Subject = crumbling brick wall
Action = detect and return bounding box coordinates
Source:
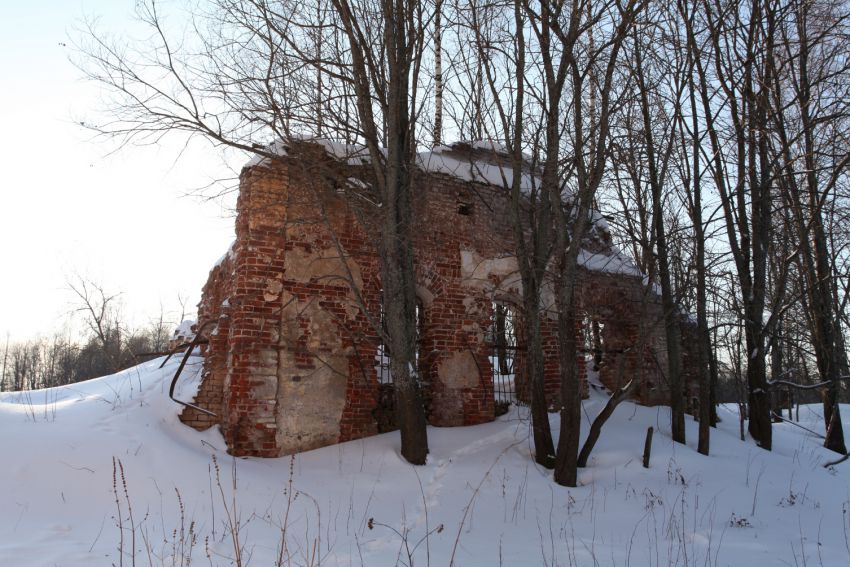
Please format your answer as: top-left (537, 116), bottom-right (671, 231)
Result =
top-left (179, 250), bottom-right (234, 431)
top-left (180, 141), bottom-right (694, 457)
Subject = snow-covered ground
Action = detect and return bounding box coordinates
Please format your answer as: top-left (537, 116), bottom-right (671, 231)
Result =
top-left (1, 357), bottom-right (849, 566)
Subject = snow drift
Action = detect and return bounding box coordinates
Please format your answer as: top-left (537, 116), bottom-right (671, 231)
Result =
top-left (1, 356), bottom-right (849, 566)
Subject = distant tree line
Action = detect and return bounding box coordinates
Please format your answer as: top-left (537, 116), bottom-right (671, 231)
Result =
top-left (1, 279), bottom-right (184, 392)
top-left (0, 328), bottom-right (164, 392)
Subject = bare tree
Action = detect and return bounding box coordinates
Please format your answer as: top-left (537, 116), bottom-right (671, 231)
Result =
top-left (332, 0), bottom-right (431, 464)
top-left (679, 0), bottom-right (779, 449)
top-left (68, 276), bottom-right (124, 374)
top-left (676, 0), bottom-right (716, 453)
top-left (10, 342), bottom-right (37, 391)
top-left (768, 0), bottom-right (850, 453)
top-left (76, 0), bottom-right (433, 464)
top-left (511, 0), bottom-right (646, 487)
top-left (622, 3), bottom-right (689, 445)
top-left (1, 332), bottom-right (9, 392)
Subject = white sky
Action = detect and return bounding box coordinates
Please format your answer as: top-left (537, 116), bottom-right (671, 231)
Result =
top-left (0, 1), bottom-right (240, 341)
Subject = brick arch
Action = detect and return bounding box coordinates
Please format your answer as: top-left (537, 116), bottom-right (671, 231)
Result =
top-left (576, 270), bottom-right (669, 403)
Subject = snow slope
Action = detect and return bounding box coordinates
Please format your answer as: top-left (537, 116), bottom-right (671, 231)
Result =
top-left (1, 358), bottom-right (849, 566)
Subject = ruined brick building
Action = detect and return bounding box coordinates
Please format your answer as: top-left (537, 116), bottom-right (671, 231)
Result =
top-left (180, 140), bottom-right (697, 457)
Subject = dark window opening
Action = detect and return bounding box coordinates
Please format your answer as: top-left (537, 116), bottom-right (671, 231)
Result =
top-left (489, 302), bottom-right (518, 404)
top-left (376, 299), bottom-right (424, 384)
top-left (582, 313), bottom-right (605, 372)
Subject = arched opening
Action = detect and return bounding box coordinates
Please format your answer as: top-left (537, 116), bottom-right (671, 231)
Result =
top-left (489, 301), bottom-right (520, 406)
top-left (375, 298), bottom-right (425, 384)
top-left (373, 298), bottom-right (426, 433)
top-left (582, 312), bottom-right (606, 389)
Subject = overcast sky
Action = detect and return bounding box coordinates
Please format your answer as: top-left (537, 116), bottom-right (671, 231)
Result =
top-left (0, 1), bottom-right (241, 341)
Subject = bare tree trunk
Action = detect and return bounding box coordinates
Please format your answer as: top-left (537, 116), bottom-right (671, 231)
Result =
top-left (767, 0), bottom-right (847, 455)
top-left (685, 24), bottom-right (713, 451)
top-left (578, 380), bottom-right (637, 467)
top-left (631, 31), bottom-right (685, 444)
top-left (549, 0), bottom-right (644, 488)
top-left (554, 275), bottom-right (582, 486)
top-left (1, 332), bottom-right (8, 392)
top-left (470, 0), bottom-right (556, 469)
top-left (693, 0), bottom-right (773, 449)
top-left (334, 0), bottom-right (429, 464)
top-left (678, 9), bottom-right (712, 451)
top-left (525, 293), bottom-right (556, 469)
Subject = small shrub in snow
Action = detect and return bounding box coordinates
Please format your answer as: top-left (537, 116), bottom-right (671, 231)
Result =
top-left (643, 489), bottom-right (663, 510)
top-left (729, 514), bottom-right (752, 528)
top-left (666, 459), bottom-right (687, 486)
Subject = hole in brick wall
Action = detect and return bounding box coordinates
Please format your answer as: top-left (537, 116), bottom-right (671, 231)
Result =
top-left (582, 313), bottom-right (605, 370)
top-left (489, 302), bottom-right (518, 404)
top-left (376, 298), bottom-right (424, 384)
top-left (457, 202), bottom-right (473, 216)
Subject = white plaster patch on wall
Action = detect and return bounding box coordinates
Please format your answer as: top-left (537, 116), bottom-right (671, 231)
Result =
top-left (284, 246), bottom-right (364, 290)
top-left (459, 249), bottom-right (523, 294)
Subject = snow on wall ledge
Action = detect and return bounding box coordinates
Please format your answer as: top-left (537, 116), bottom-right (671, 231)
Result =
top-left (247, 137), bottom-right (547, 195)
top-left (243, 138), bottom-right (635, 275)
top-left (181, 139), bottom-right (694, 457)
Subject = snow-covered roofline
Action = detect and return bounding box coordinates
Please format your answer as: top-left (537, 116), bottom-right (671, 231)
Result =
top-left (244, 137), bottom-right (536, 187)
top-left (241, 137), bottom-right (653, 285)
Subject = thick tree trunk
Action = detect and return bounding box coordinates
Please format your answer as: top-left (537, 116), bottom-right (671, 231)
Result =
top-left (524, 294), bottom-right (556, 469)
top-left (492, 0), bottom-right (556, 471)
top-left (381, 215), bottom-right (428, 463)
top-left (633, 36), bottom-right (684, 444)
top-left (379, 146), bottom-right (429, 464)
top-left (553, 276), bottom-right (581, 486)
top-left (380, 239), bottom-right (428, 464)
top-left (745, 310), bottom-right (772, 449)
top-left (686, 58), bottom-right (712, 454)
top-left (359, 0), bottom-right (429, 465)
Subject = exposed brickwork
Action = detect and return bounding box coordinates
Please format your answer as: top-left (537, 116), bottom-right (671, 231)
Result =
top-left (180, 141), bottom-right (697, 457)
top-left (179, 250), bottom-right (234, 430)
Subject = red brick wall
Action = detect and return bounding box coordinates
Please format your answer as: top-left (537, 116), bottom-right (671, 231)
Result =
top-left (181, 143), bottom-right (689, 457)
top-left (178, 250), bottom-right (234, 430)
